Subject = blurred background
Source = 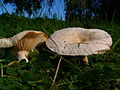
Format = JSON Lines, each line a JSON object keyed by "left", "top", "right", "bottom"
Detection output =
{"left": 0, "top": 0, "right": 120, "bottom": 21}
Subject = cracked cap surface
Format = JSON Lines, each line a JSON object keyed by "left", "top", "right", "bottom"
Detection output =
{"left": 46, "top": 27, "right": 112, "bottom": 56}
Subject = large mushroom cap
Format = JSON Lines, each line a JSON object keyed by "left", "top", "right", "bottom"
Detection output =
{"left": 46, "top": 27, "right": 112, "bottom": 56}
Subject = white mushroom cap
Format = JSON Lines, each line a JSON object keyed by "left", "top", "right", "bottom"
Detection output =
{"left": 0, "top": 38, "right": 13, "bottom": 48}
{"left": 46, "top": 27, "right": 112, "bottom": 56}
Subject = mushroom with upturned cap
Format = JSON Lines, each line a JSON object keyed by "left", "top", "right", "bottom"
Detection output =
{"left": 46, "top": 27, "right": 112, "bottom": 84}
{"left": 0, "top": 30, "right": 48, "bottom": 62}
{"left": 46, "top": 27, "right": 112, "bottom": 64}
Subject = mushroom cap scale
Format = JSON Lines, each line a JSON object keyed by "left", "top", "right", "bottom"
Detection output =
{"left": 46, "top": 27, "right": 112, "bottom": 56}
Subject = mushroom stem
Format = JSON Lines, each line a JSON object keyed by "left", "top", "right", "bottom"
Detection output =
{"left": 52, "top": 57, "right": 62, "bottom": 85}
{"left": 17, "top": 51, "right": 29, "bottom": 63}
{"left": 82, "top": 56, "right": 89, "bottom": 65}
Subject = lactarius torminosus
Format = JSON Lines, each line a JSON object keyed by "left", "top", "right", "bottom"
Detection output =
{"left": 46, "top": 27, "right": 112, "bottom": 84}
{"left": 0, "top": 30, "right": 48, "bottom": 62}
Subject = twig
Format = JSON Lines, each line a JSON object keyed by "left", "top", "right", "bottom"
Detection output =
{"left": 52, "top": 57, "right": 62, "bottom": 85}
{"left": 0, "top": 64, "right": 3, "bottom": 77}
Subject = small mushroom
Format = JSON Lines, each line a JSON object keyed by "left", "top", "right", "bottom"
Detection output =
{"left": 0, "top": 30, "right": 48, "bottom": 62}
{"left": 46, "top": 27, "right": 112, "bottom": 84}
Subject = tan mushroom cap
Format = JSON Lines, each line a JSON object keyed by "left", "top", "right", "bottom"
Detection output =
{"left": 0, "top": 30, "right": 47, "bottom": 48}
{"left": 46, "top": 27, "right": 112, "bottom": 56}
{"left": 11, "top": 30, "right": 47, "bottom": 44}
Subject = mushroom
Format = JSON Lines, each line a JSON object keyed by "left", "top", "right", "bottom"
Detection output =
{"left": 46, "top": 27, "right": 112, "bottom": 63}
{"left": 46, "top": 27, "right": 112, "bottom": 84}
{"left": 0, "top": 30, "right": 48, "bottom": 62}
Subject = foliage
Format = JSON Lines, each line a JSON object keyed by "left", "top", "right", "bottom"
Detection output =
{"left": 0, "top": 14, "right": 120, "bottom": 89}
{"left": 2, "top": 0, "right": 120, "bottom": 21}
{"left": 3, "top": 0, "right": 55, "bottom": 16}
{"left": 65, "top": 0, "right": 120, "bottom": 21}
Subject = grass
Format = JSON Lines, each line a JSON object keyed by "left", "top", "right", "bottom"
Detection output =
{"left": 0, "top": 13, "right": 120, "bottom": 89}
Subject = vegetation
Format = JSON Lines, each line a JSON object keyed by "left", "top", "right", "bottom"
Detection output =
{"left": 65, "top": 0, "right": 120, "bottom": 21}
{"left": 0, "top": 14, "right": 120, "bottom": 90}
{"left": 2, "top": 0, "right": 120, "bottom": 21}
